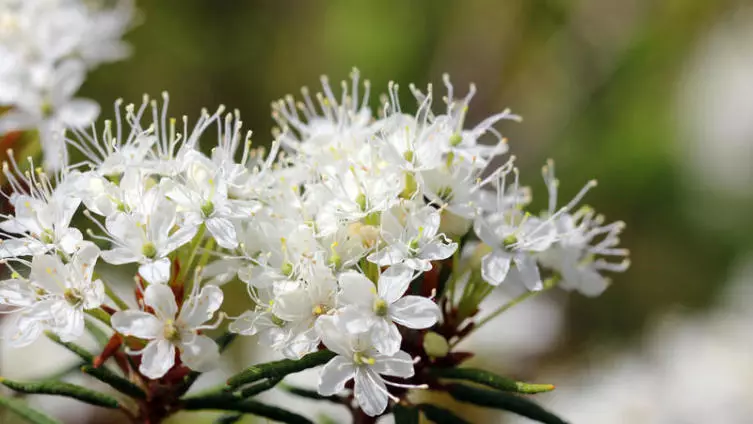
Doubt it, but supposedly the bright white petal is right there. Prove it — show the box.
[111,310,163,339]
[372,350,415,378]
[101,247,140,265]
[318,356,355,396]
[29,254,67,294]
[139,340,175,380]
[57,99,100,128]
[139,258,171,285]
[481,250,512,286]
[337,272,376,309]
[316,315,352,357]
[377,264,413,304]
[178,285,224,328]
[371,319,402,355]
[206,217,238,249]
[389,296,439,329]
[354,367,388,417]
[143,283,178,320]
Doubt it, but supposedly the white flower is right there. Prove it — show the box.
[271,265,338,356]
[98,188,197,284]
[26,242,104,342]
[316,315,415,417]
[368,205,457,271]
[0,160,83,258]
[338,264,440,355]
[111,283,223,379]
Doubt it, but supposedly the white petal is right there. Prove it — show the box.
[316,315,352,357]
[228,310,261,336]
[57,99,100,128]
[11,314,44,347]
[59,228,83,254]
[206,217,238,249]
[389,296,439,329]
[111,310,163,339]
[513,254,542,291]
[54,305,85,342]
[419,240,457,261]
[273,288,312,322]
[318,356,355,396]
[354,367,388,417]
[72,242,100,282]
[29,254,67,294]
[139,340,175,380]
[0,239,48,258]
[143,283,178,320]
[481,250,512,286]
[160,225,198,256]
[52,59,86,101]
[0,279,36,307]
[101,247,140,265]
[337,272,376,309]
[178,285,223,328]
[139,258,171,285]
[377,264,413,304]
[179,335,219,372]
[371,319,402,356]
[372,350,415,378]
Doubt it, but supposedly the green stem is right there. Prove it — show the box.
[451,276,559,348]
[180,223,207,283]
[85,308,112,327]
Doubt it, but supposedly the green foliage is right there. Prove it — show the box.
[417,404,470,424]
[393,404,420,424]
[80,365,146,399]
[182,397,313,424]
[225,349,336,389]
[0,377,120,409]
[446,383,567,424]
[430,367,555,394]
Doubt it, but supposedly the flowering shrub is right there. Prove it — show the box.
[0,3,630,424]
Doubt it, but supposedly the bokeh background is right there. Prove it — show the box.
[3,0,753,422]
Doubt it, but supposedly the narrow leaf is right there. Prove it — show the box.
[84,318,111,347]
[446,383,567,424]
[45,332,94,363]
[430,368,555,394]
[226,349,335,389]
[417,404,470,424]
[238,377,282,398]
[214,413,243,424]
[80,366,146,399]
[182,396,313,424]
[393,403,419,424]
[45,332,142,400]
[0,377,120,409]
[0,395,62,424]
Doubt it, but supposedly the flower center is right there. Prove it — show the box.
[41,229,55,244]
[373,298,388,317]
[353,351,376,366]
[449,133,463,146]
[200,200,215,218]
[63,288,83,306]
[502,234,518,249]
[312,304,329,316]
[142,242,157,259]
[163,319,181,342]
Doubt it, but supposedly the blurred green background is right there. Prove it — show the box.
[32,0,753,422]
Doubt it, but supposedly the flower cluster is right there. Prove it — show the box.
[0,70,629,419]
[0,0,133,170]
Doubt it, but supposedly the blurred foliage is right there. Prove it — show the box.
[61,0,753,422]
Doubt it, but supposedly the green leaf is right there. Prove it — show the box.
[45,332,143,400]
[0,396,62,424]
[80,366,146,399]
[282,385,346,404]
[45,332,94,363]
[393,403,419,424]
[417,404,470,424]
[182,396,313,424]
[446,383,568,424]
[0,377,120,409]
[430,368,555,394]
[216,332,238,352]
[214,413,243,424]
[226,350,335,389]
[238,377,282,398]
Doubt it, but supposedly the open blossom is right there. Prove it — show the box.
[316,315,416,417]
[368,205,457,271]
[0,242,104,345]
[338,265,439,355]
[111,283,223,379]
